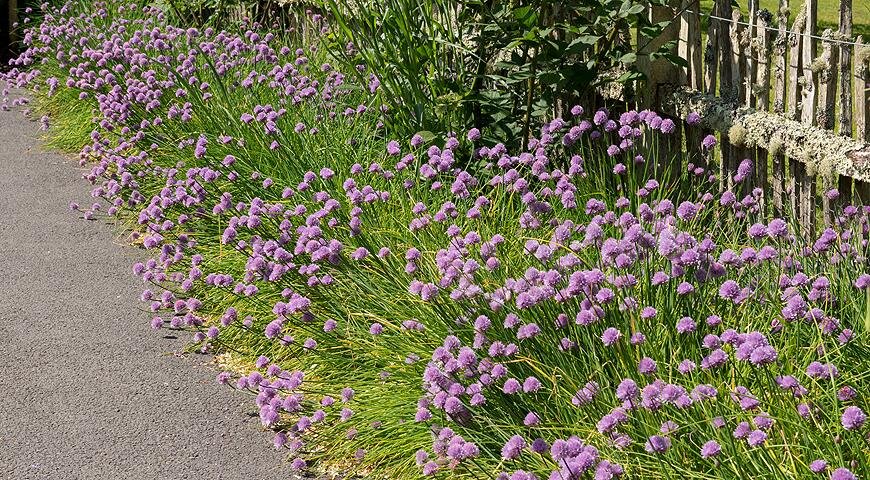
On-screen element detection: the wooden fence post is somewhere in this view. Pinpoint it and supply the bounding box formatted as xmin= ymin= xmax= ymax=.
xmin=817 ymin=29 xmax=838 ymax=130
xmin=800 ymin=0 xmax=818 ymax=125
xmin=717 ymin=0 xmax=734 ymax=98
xmin=680 ymin=1 xmax=704 ymax=172
xmin=684 ymin=0 xmax=703 ymax=90
xmin=730 ymin=9 xmax=746 ymax=105
xmin=786 ymin=2 xmax=805 ymax=122
xmin=703 ymin=3 xmax=719 ymax=97
xmin=855 ymin=36 xmax=869 ymax=207
xmin=716 ymin=0 xmax=734 ymax=192
xmin=638 ymin=0 xmax=682 ymax=110
xmin=771 ymin=0 xmax=789 ymax=215
xmin=856 ymin=36 xmax=869 ymax=144
xmin=838 ymin=0 xmax=853 ymax=138
xmin=746 ymin=0 xmax=758 ymax=109
xmin=797 ymin=0 xmax=818 ymax=234
xmin=755 ymin=12 xmax=772 ymax=109
xmin=755 ymin=11 xmax=772 ymax=214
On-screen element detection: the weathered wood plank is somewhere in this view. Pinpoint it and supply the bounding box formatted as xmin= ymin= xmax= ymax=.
xmin=730 ymin=6 xmax=756 ymax=194
xmin=717 ymin=0 xmax=734 ymax=97
xmin=678 ymin=0 xmax=691 ymax=86
xmin=856 ymin=36 xmax=869 ymax=143
xmin=746 ymin=0 xmax=759 ymax=108
xmin=703 ymin=4 xmax=719 ymax=96
xmin=788 ymin=158 xmax=799 ymax=216
xmin=797 ymin=161 xmax=816 ymax=235
xmin=731 ymin=9 xmax=746 ymax=105
xmin=771 ymin=1 xmax=789 ymax=214
xmin=754 ymin=11 xmax=772 ymax=213
xmin=838 ymin=0 xmax=853 ymax=137
xmin=800 ymin=0 xmax=818 ymax=232
xmin=855 ymin=180 xmax=870 ymax=205
xmin=756 ymin=12 xmax=772 ymax=109
xmin=688 ymin=0 xmax=703 ymax=90
xmin=817 ymin=29 xmax=838 ymax=130
xmin=1 ymin=0 xmax=19 ymax=65
xmin=717 ymin=0 xmax=735 ymax=191
xmin=786 ymin=2 xmax=805 ymax=121
xmin=638 ymin=0 xmax=682 ymax=110
xmin=682 ymin=2 xmax=704 ymax=171
xmin=800 ymin=0 xmax=818 ymax=125
xmin=773 ymin=1 xmax=789 ymax=114
xmin=772 ymin=142 xmax=785 ymax=215
xmin=832 ymin=175 xmax=852 ymax=222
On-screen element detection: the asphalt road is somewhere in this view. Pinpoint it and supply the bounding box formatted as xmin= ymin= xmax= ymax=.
xmin=0 ymin=100 xmax=296 ymax=479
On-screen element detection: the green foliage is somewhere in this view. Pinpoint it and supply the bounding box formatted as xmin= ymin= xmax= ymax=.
xmin=322 ymin=0 xmax=680 ymax=145
xmin=152 ymin=0 xmax=316 ymax=28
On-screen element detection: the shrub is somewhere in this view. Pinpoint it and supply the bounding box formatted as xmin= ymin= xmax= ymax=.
xmin=322 ymin=0 xmax=683 ymax=146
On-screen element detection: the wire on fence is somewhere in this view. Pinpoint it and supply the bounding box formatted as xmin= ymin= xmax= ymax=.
xmin=684 ymin=8 xmax=865 ymax=48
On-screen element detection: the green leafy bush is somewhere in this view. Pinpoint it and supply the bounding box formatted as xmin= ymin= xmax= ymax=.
xmin=323 ymin=0 xmax=682 ymax=145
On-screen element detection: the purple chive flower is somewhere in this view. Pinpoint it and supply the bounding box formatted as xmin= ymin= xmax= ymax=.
xmin=422 ymin=461 xmax=438 ymax=475
xmin=806 ymin=361 xmax=839 ymax=380
xmin=523 ymin=411 xmax=540 ymax=426
xmin=746 ymin=429 xmax=767 ymax=447
xmin=676 ymin=316 xmax=697 ymax=334
xmin=630 ymin=332 xmax=646 ymax=345
xmin=660 ymin=420 xmax=678 ymax=434
xmin=733 ymin=421 xmax=751 ymax=439
xmin=700 ymin=440 xmax=721 ymax=459
xmin=841 ymin=406 xmax=866 ymax=430
xmin=644 ymin=435 xmax=671 ymax=453
xmin=607 ymin=144 xmax=621 ymax=157
xmin=501 ymin=435 xmax=525 ymax=459
xmin=503 ymin=378 xmax=521 ymax=394
xmin=837 ymin=386 xmax=857 ymax=401
xmin=810 ymin=459 xmax=828 ymax=473
xmin=678 ymin=359 xmax=696 ymax=374
xmin=676 ymin=201 xmax=699 ymax=221
xmin=638 ymin=357 xmax=657 ymax=375
xmin=797 ymin=403 xmax=812 ymax=418
xmin=601 ymin=327 xmax=622 ymax=346
xmin=701 ymin=134 xmax=717 ymax=149
xmin=830 ymin=468 xmax=857 ymax=480
xmin=615 ymin=379 xmax=639 ymax=403
xmin=386 ymin=140 xmax=401 ymax=155
xmin=593 ymin=110 xmax=608 ymax=125
xmin=522 ymin=377 xmax=541 ymax=393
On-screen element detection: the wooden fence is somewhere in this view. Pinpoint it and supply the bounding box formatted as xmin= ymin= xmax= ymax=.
xmin=643 ymin=0 xmax=870 ymax=232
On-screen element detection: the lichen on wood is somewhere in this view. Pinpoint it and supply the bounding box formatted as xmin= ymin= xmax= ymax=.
xmin=666 ymin=88 xmax=870 ymax=183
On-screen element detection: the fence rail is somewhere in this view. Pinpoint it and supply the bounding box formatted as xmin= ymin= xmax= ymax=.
xmin=642 ymin=0 xmax=870 ymax=232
